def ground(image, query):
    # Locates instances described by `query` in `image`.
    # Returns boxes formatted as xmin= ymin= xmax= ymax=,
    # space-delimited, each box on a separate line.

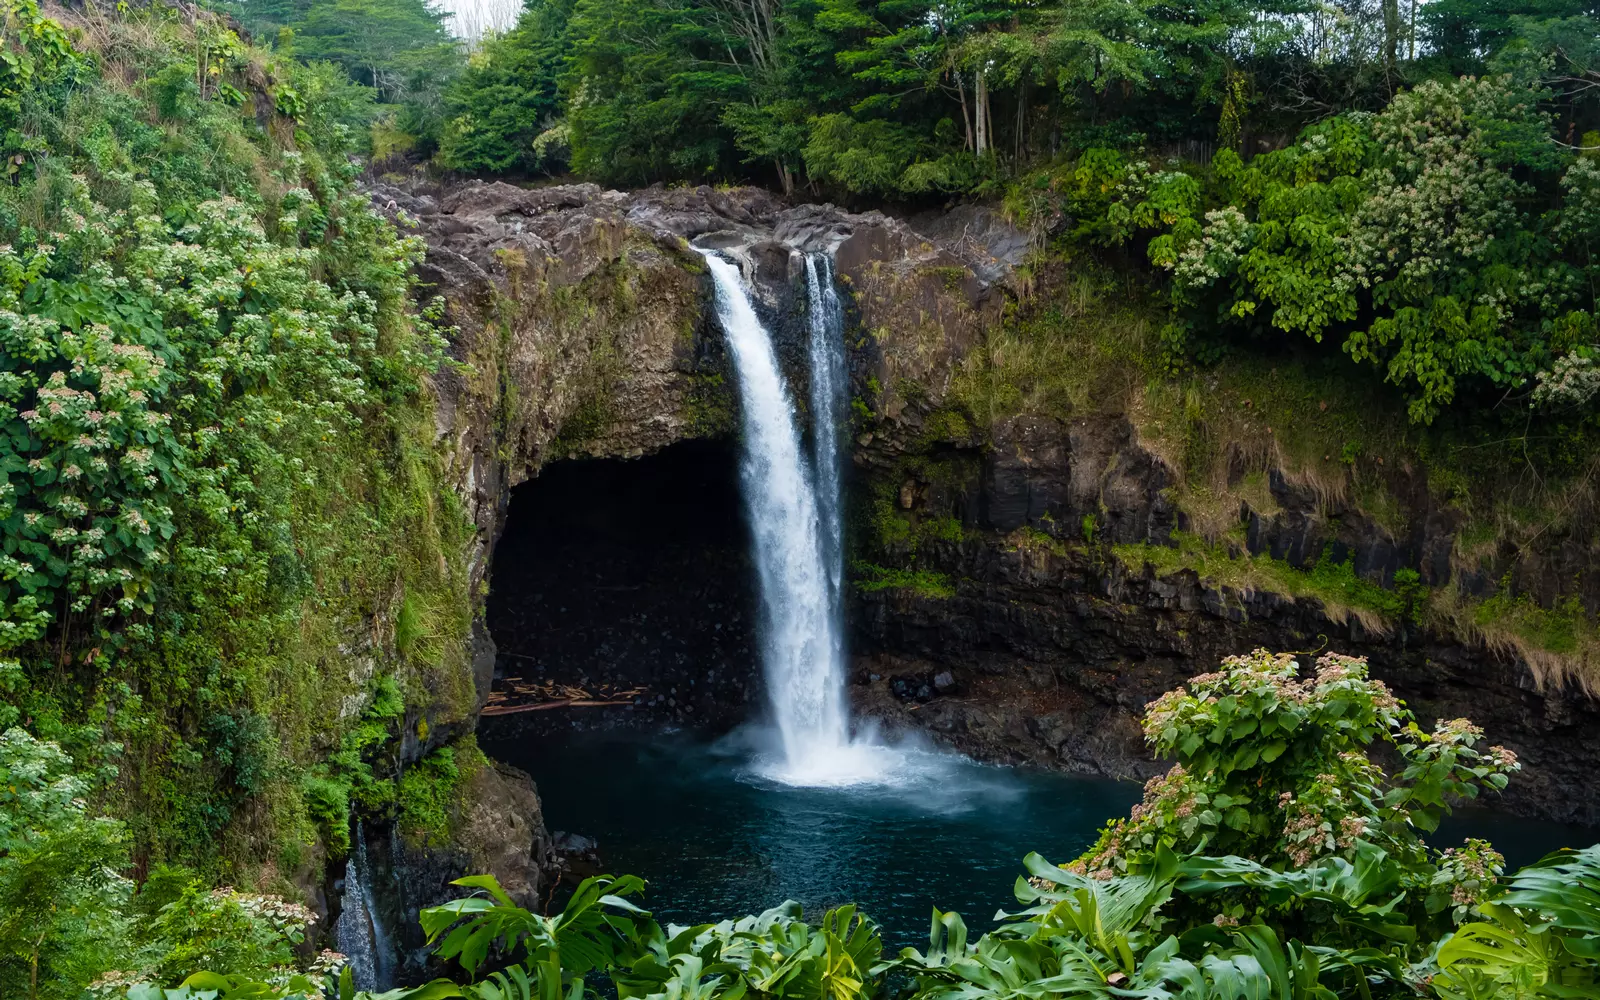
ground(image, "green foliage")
xmin=0 ymin=734 xmax=331 ymax=997
xmin=301 ymin=673 xmax=407 ymax=854
xmin=399 ymin=739 xmax=488 ymax=842
xmin=0 ymin=0 xmax=476 ymax=906
xmin=0 ymin=0 xmax=78 ymax=135
xmin=436 ymin=0 xmax=574 ymax=175
xmin=1305 ymin=556 xmax=1427 ymax=623
xmin=449 ymin=0 xmax=1583 ymax=194
xmin=1067 ymin=70 xmax=1600 ymax=424
xmin=426 ymin=0 xmax=1599 ymax=431
xmin=560 ymin=0 xmax=744 ymax=184
xmin=850 ymin=561 xmax=955 ymax=599
xmin=1431 ymin=846 xmax=1600 ymax=996
xmin=0 ymin=727 xmax=127 ymax=999
xmin=224 ymin=0 xmax=458 ymax=151
xmin=1472 ymin=589 xmax=1589 ymax=657
xmin=1113 ymin=535 xmax=1424 ymax=629
xmin=134 ymin=874 xmax=318 ymax=987
xmin=145 ymin=652 xmax=1600 ymax=1000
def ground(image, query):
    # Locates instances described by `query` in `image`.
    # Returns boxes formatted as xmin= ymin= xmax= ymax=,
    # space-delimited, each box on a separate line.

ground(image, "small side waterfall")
xmin=334 ymin=823 xmax=394 ymax=990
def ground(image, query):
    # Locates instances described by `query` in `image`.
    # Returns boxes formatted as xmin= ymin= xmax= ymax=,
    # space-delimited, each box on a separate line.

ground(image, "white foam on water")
xmin=721 ymin=722 xmax=1026 ymax=814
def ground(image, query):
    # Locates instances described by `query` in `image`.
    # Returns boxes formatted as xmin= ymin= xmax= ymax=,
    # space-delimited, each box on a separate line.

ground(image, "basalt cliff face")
xmin=370 ymin=178 xmax=1600 ymax=923
xmin=355 ymin=178 xmax=1029 ymax=944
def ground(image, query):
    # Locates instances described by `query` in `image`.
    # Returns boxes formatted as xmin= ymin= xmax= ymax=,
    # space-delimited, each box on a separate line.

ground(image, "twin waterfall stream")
xmin=702 ymin=250 xmax=903 ymax=785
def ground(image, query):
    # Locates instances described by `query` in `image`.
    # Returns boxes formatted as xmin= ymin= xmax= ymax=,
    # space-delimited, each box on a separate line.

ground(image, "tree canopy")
xmin=439 ymin=0 xmax=1600 ymax=194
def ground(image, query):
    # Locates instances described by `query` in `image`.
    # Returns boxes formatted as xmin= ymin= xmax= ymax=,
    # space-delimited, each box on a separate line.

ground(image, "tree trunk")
xmin=776 ymin=159 xmax=793 ymax=196
xmin=975 ymin=68 xmax=988 ymax=155
xmin=984 ymin=72 xmax=994 ymax=157
xmin=1383 ymin=0 xmax=1401 ymax=80
xmin=956 ymin=69 xmax=973 ymax=152
xmin=1015 ymin=76 xmax=1026 ymax=163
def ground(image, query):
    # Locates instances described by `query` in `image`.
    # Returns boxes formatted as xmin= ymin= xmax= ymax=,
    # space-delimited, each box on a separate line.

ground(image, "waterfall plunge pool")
xmin=482 ymin=727 xmax=1139 ymax=949
xmin=480 ymin=727 xmax=1598 ymax=950
xmin=477 ymin=250 xmax=1596 ymax=952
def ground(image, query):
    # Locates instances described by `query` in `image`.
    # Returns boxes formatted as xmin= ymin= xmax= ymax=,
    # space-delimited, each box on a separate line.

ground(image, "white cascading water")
xmin=334 ymin=823 xmax=393 ymax=989
xmin=702 ymin=252 xmax=844 ymax=773
xmin=804 ymin=254 xmax=847 ymax=666
xmin=702 ymin=250 xmax=901 ymax=784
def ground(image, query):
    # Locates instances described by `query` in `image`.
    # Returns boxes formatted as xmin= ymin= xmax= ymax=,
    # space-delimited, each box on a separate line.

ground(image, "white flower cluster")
xmin=309 ymin=948 xmax=351 ymax=977
xmin=1174 ymin=206 xmax=1251 ymax=289
xmin=1532 ymin=351 xmax=1600 ymax=409
xmin=1341 ymin=78 xmax=1530 ymax=297
xmin=213 ymin=887 xmax=319 ymax=935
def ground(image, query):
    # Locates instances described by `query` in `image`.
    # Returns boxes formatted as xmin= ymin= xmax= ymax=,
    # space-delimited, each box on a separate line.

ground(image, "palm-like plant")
xmin=1430 ymin=846 xmax=1600 ymax=998
xmin=418 ymin=873 xmax=653 ymax=996
xmin=893 ymin=845 xmax=1372 ymax=1000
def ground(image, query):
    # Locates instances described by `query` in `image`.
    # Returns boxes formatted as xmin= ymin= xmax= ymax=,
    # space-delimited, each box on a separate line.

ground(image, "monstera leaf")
xmin=1431 ymin=849 xmax=1600 ymax=999
xmin=420 ymin=873 xmax=652 ymax=988
xmin=1498 ymin=845 xmax=1600 ymax=956
xmin=1176 ymin=842 xmax=1414 ymax=945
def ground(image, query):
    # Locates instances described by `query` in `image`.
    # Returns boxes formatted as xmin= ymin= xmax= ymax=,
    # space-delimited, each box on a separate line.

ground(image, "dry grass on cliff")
xmin=947 ymin=272 xmax=1156 ymax=425
xmin=953 ymin=266 xmax=1417 ymax=543
xmin=950 ymin=264 xmax=1600 ymax=692
xmin=1131 ymin=354 xmax=1415 ymax=539
xmin=1425 ymin=583 xmax=1600 ymax=695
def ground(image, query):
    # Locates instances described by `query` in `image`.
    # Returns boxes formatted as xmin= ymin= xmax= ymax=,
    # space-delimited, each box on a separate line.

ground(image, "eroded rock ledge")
xmin=367 ymin=180 xmax=1015 ymax=589
xmin=847 ymin=411 xmax=1600 ymax=826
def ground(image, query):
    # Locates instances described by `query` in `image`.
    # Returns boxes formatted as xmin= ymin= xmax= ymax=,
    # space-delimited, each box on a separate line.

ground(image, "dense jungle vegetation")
xmin=0 ymin=0 xmax=477 ymax=996
xmin=1 ymin=0 xmax=1599 ymax=997
xmin=437 ymin=0 xmax=1600 ymax=430
xmin=108 ymin=651 xmax=1600 ymax=998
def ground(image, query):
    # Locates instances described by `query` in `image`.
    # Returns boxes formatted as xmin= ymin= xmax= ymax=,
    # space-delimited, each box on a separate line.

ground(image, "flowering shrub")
xmin=1072 ymin=649 xmax=1520 ymax=875
xmin=0 ymin=161 xmax=445 ymax=657
xmin=1068 ymin=73 xmax=1600 ymax=423
xmin=135 ymin=880 xmax=319 ymax=986
xmin=1428 ymin=837 xmax=1506 ymax=924
xmin=1532 ymin=351 xmax=1600 ymax=408
xmin=0 ymin=12 xmax=475 ymax=996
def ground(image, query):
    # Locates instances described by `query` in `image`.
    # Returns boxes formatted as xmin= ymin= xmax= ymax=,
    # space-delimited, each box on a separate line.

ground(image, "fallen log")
xmin=480 ymin=698 xmax=635 ymax=716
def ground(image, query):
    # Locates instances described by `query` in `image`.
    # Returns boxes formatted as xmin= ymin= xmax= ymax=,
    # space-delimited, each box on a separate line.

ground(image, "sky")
xmin=435 ymin=0 xmax=520 ymax=39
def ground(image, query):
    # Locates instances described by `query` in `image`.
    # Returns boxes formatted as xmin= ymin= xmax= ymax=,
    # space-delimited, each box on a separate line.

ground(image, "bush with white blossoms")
xmin=1088 ymin=72 xmax=1600 ymax=424
xmin=0 ymin=166 xmax=441 ymax=661
xmin=1072 ymin=649 xmax=1520 ymax=877
xmin=1428 ymin=837 xmax=1506 ymax=923
xmin=1531 ymin=350 xmax=1600 ymax=408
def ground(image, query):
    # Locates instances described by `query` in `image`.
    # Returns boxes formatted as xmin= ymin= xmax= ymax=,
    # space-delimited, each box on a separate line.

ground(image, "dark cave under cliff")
xmin=481 ymin=439 xmax=762 ymax=734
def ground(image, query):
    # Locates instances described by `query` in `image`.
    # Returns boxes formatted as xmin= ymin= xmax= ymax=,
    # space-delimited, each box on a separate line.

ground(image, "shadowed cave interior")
xmin=482 ymin=439 xmax=761 ymax=733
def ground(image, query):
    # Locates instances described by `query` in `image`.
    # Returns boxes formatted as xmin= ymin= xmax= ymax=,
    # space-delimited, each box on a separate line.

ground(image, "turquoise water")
xmin=484 ymin=729 xmax=1597 ymax=949
xmin=488 ymin=730 xmax=1139 ymax=948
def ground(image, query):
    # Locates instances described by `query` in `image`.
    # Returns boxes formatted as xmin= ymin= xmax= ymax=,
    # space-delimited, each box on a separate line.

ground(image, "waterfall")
xmin=334 ymin=823 xmax=394 ymax=990
xmin=703 ymin=249 xmax=909 ymax=785
xmin=804 ymin=254 xmax=848 ymax=667
xmin=702 ymin=252 xmax=849 ymax=778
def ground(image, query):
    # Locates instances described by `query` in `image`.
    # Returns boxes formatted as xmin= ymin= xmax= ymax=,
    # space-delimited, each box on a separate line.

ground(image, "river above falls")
xmin=482 ymin=727 xmax=1597 ymax=949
